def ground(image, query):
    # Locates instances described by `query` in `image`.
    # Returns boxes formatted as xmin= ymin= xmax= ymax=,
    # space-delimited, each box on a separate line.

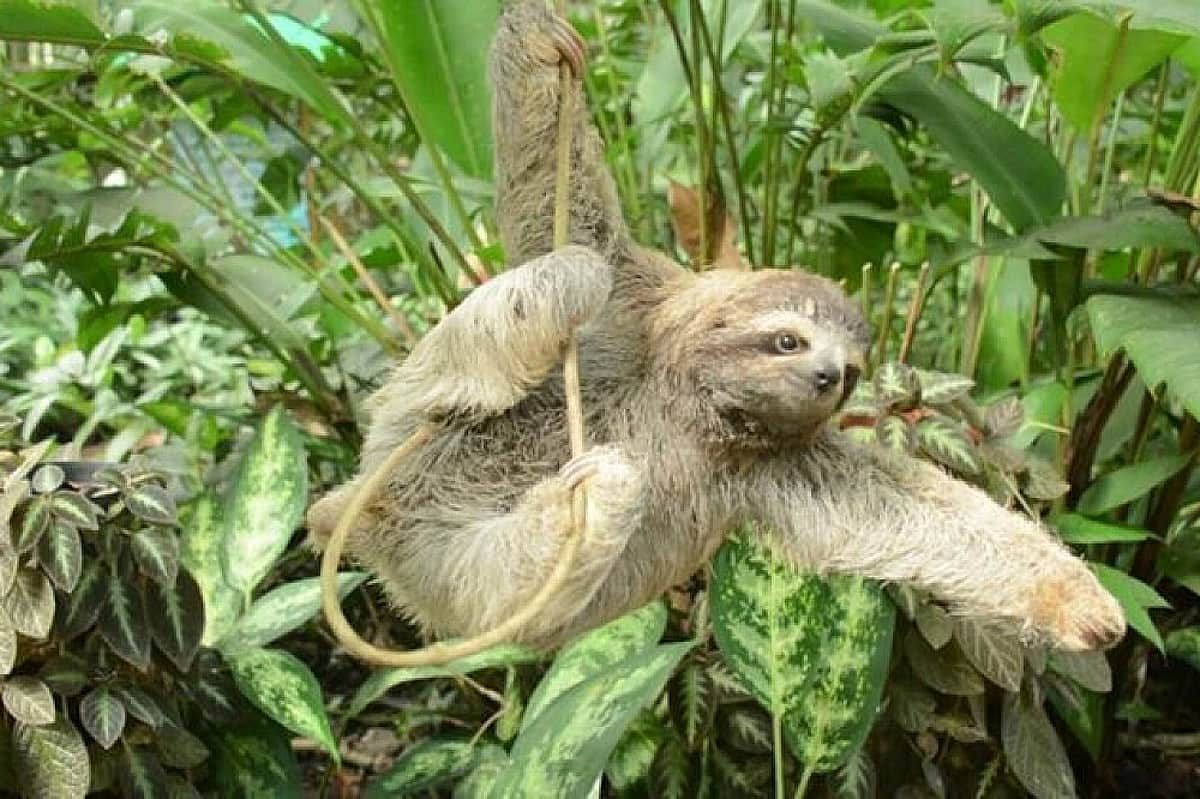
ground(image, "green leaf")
xmin=1087 ymin=293 xmax=1200 ymax=420
xmin=221 ymin=406 xmax=307 ymax=595
xmin=1002 ymin=684 xmax=1076 ymax=799
xmin=1049 ymin=513 xmax=1153 ymax=545
xmin=15 ymin=495 xmax=50 ymax=553
xmin=1048 ymin=650 xmax=1113 ymax=693
xmin=2 ymin=676 xmax=55 ymax=726
xmin=953 ymin=619 xmax=1023 ymax=692
xmin=490 ymin=642 xmax=692 ymax=798
xmin=179 ymin=493 xmax=243 ymax=646
xmin=217 ymin=572 xmax=366 ymax=656
xmin=37 ymin=521 xmax=82 ymax=593
xmin=522 ymin=601 xmax=666 ymax=733
xmin=358 ymin=0 xmax=498 ymax=178
xmin=875 ymin=415 xmax=916 ymax=453
xmin=903 ymin=631 xmax=985 ymax=696
xmin=365 ymin=738 xmax=502 ymax=798
xmin=0 ymin=0 xmax=104 ymax=43
xmin=229 ymin=648 xmax=339 ymax=763
xmin=799 ymin=0 xmax=1065 ymax=230
xmin=0 ymin=626 xmax=14 ymax=676
xmin=669 ymin=660 xmax=714 ymax=750
xmin=130 ymin=527 xmax=181 ymax=587
xmin=206 ymin=713 xmax=302 ymax=798
xmin=80 ymin=686 xmax=127 ymax=750
xmin=99 ymin=561 xmax=152 ymax=670
xmin=915 ymin=369 xmax=975 ymax=404
xmin=126 ymin=484 xmax=178 ymax=526
xmin=711 ymin=534 xmax=895 ymax=771
xmin=1077 ymin=452 xmax=1196 ymax=516
xmin=346 ymin=643 xmax=542 ymax=718
xmin=112 ymin=684 xmax=165 ymax=729
xmin=155 ymin=724 xmax=210 ymax=769
xmin=606 ymin=711 xmax=666 ymax=792
xmin=119 ymin=743 xmax=169 ymax=799
xmin=145 ymin=571 xmax=205 ymax=672
xmin=48 ymin=492 xmax=101 ymax=531
xmin=3 ymin=567 xmax=55 ymax=639
xmin=1165 ymin=626 xmax=1200 ymax=672
xmin=1016 ymin=205 xmax=1200 ymax=254
xmin=56 ymin=561 xmax=106 ymax=641
xmin=1043 ymin=12 xmax=1184 ymax=133
xmin=916 ymin=417 xmax=981 ymax=475
xmin=1091 ymin=564 xmax=1167 ymax=651
xmin=12 ymin=717 xmax=90 ymax=799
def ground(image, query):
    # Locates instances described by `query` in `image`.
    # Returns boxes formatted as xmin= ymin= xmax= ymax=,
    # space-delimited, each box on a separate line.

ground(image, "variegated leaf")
xmin=3 ymin=567 xmax=55 ymax=640
xmin=99 ymin=562 xmax=151 ymax=670
xmin=1002 ymin=683 xmax=1076 ymax=799
xmin=0 ymin=477 xmax=30 ymax=547
xmin=522 ymin=601 xmax=667 ymax=733
xmin=229 ymin=648 xmax=338 ymax=762
xmin=179 ymin=493 xmax=243 ymax=646
xmin=119 ymin=744 xmax=169 ymax=799
xmin=915 ymin=369 xmax=975 ymax=404
xmin=1048 ymin=650 xmax=1113 ymax=693
xmin=711 ymin=534 xmax=895 ymax=772
xmin=13 ymin=717 xmax=90 ymax=799
xmin=875 ymin=414 xmax=915 ymax=453
xmin=490 ymin=642 xmax=692 ymax=798
xmin=130 ymin=527 xmax=180 ymax=587
xmin=48 ymin=492 xmax=101 ymax=531
xmin=984 ymin=396 xmax=1024 ymax=439
xmin=364 ymin=738 xmax=499 ymax=798
xmin=221 ymin=406 xmax=308 ymax=595
xmin=454 ymin=743 xmax=510 ymax=799
xmin=37 ymin=655 xmax=88 ymax=698
xmin=112 ymin=684 xmax=165 ymax=729
xmin=915 ymin=602 xmax=953 ymax=649
xmin=126 ymin=483 xmax=177 ymax=525
xmin=606 ymin=710 xmax=666 ymax=793
xmin=669 ymin=659 xmax=714 ymax=750
xmin=37 ymin=521 xmax=82 ymax=593
xmin=953 ymin=619 xmax=1023 ymax=692
xmin=2 ymin=676 xmax=55 ymax=725
xmin=30 ymin=464 xmax=65 ymax=494
xmin=217 ymin=572 xmax=367 ymax=656
xmin=0 ymin=547 xmax=16 ymax=596
xmin=207 ymin=712 xmax=302 ymax=797
xmin=916 ymin=416 xmax=981 ymax=475
xmin=56 ymin=561 xmax=106 ymax=641
xmin=155 ymin=723 xmax=210 ymax=769
xmin=875 ymin=362 xmax=919 ymax=407
xmin=889 ymin=678 xmax=936 ymax=733
xmin=0 ymin=625 xmax=14 ymax=675
xmin=80 ymin=686 xmax=127 ymax=749
xmin=1023 ymin=459 xmax=1070 ymax=501
xmin=15 ymin=495 xmax=51 ymax=553
xmin=903 ymin=631 xmax=984 ymax=696
xmin=146 ymin=570 xmax=204 ymax=673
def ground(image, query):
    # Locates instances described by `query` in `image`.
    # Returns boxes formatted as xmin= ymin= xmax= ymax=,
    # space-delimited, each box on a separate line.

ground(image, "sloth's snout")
xmin=813 ymin=364 xmax=842 ymax=393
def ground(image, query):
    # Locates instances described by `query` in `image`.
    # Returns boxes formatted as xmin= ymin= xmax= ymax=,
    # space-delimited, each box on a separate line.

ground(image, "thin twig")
xmin=320 ymin=217 xmax=420 ymax=348
xmin=898 ymin=262 xmax=930 ymax=365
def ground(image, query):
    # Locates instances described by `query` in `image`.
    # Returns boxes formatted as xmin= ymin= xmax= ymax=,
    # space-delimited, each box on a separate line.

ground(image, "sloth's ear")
xmin=667 ymin=181 xmax=750 ymax=272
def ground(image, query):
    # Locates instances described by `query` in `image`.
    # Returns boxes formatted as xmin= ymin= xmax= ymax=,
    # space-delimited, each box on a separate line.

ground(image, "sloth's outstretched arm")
xmin=491 ymin=0 xmax=630 ymax=265
xmin=447 ymin=447 xmax=642 ymax=644
xmin=758 ymin=430 xmax=1126 ymax=652
xmin=362 ymin=246 xmax=611 ymax=433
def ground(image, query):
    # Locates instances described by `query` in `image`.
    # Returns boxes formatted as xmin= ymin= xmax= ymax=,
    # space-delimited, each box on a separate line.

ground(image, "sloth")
xmin=307 ymin=0 xmax=1125 ymax=653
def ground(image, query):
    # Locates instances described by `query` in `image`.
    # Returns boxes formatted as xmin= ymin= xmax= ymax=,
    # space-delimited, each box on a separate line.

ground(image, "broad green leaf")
xmin=799 ymin=0 xmax=1065 ymax=230
xmin=155 ymin=724 xmax=210 ymax=769
xmin=80 ymin=686 xmax=127 ymax=750
xmin=0 ymin=0 xmax=104 ymax=43
xmin=916 ymin=417 xmax=981 ymax=475
xmin=145 ymin=571 xmax=205 ymax=672
xmin=15 ymin=495 xmax=50 ymax=553
xmin=1165 ymin=626 xmax=1200 ymax=672
xmin=112 ymin=684 xmax=165 ymax=729
xmin=915 ymin=369 xmax=975 ymax=404
xmin=915 ymin=602 xmax=954 ymax=649
xmin=490 ymin=642 xmax=693 ymax=798
xmin=206 ymin=713 xmax=303 ymax=798
xmin=130 ymin=0 xmax=351 ymax=127
xmin=1049 ymin=513 xmax=1153 ymax=545
xmin=904 ymin=632 xmax=985 ymax=696
xmin=522 ymin=601 xmax=666 ymax=733
xmin=358 ymin=0 xmax=498 ymax=178
xmin=2 ymin=676 xmax=55 ymax=726
xmin=119 ymin=743 xmax=169 ymax=799
xmin=1075 ymin=0 xmax=1200 ymax=36
xmin=221 ymin=406 xmax=307 ymax=595
xmin=180 ymin=493 xmax=243 ymax=646
xmin=347 ymin=643 xmax=542 ymax=718
xmin=454 ymin=744 xmax=510 ymax=799
xmin=48 ymin=493 xmax=100 ymax=531
xmin=1077 ymin=452 xmax=1195 ymax=516
xmin=1002 ymin=685 xmax=1076 ymax=799
xmin=605 ymin=711 xmax=666 ymax=793
xmin=1091 ymin=564 xmax=1168 ymax=651
xmin=218 ymin=572 xmax=366 ymax=656
xmin=1045 ymin=678 xmax=1106 ymax=762
xmin=953 ymin=619 xmax=1023 ymax=692
xmin=1048 ymin=650 xmax=1113 ymax=693
xmin=976 ymin=261 xmax=1035 ymax=391
xmin=12 ymin=717 xmax=90 ymax=799
xmin=37 ymin=521 xmax=82 ymax=592
xmin=230 ymin=648 xmax=339 ymax=762
xmin=1028 ymin=205 xmax=1200 ymax=253
xmin=1087 ymin=293 xmax=1200 ymax=420
xmin=126 ymin=484 xmax=177 ymax=526
xmin=99 ymin=562 xmax=151 ymax=670
xmin=3 ymin=567 xmax=54 ymax=639
xmin=56 ymin=561 xmax=105 ymax=641
xmin=669 ymin=660 xmax=713 ymax=750
xmin=129 ymin=527 xmax=180 ymax=587
xmin=1043 ymin=12 xmax=1185 ymax=132
xmin=712 ymin=534 xmax=895 ymax=771
xmin=365 ymin=738 xmax=504 ymax=798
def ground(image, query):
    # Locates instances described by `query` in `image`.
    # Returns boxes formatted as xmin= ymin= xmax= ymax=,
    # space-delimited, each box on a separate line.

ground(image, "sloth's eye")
xmin=774 ymin=333 xmax=804 ymax=354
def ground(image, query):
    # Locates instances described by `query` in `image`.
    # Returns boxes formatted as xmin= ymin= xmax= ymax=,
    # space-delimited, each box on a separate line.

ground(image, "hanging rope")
xmin=320 ymin=0 xmax=588 ymax=667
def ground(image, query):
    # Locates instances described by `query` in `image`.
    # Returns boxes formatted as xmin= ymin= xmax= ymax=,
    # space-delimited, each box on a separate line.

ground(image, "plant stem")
xmin=772 ymin=711 xmax=786 ymax=799
xmin=795 ymin=765 xmax=815 ymax=799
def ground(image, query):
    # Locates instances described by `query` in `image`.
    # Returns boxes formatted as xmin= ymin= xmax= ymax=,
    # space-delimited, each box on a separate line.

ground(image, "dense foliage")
xmin=1 ymin=0 xmax=1198 ymax=797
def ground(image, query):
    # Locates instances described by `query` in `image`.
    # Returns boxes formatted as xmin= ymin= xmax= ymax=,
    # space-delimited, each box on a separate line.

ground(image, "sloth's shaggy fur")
xmin=307 ymin=0 xmax=1125 ymax=652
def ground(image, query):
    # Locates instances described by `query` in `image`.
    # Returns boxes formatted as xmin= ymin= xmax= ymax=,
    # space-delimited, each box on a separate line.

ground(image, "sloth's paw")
xmin=1029 ymin=570 xmax=1126 ymax=652
xmin=527 ymin=10 xmax=586 ymax=78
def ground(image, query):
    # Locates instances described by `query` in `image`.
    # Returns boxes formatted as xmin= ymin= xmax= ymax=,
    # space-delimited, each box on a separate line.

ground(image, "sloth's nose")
xmin=813 ymin=365 xmax=842 ymax=393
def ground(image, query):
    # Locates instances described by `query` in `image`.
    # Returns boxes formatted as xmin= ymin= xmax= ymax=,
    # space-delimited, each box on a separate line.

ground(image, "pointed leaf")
xmin=1092 ymin=564 xmax=1167 ymax=651
xmin=3 ymin=567 xmax=55 ymax=639
xmin=365 ymin=738 xmax=498 ymax=798
xmin=179 ymin=493 xmax=243 ymax=646
xmin=875 ymin=415 xmax=916 ymax=453
xmin=217 ymin=572 xmax=366 ymax=656
xmin=2 ymin=677 xmax=55 ymax=725
xmin=916 ymin=417 xmax=981 ymax=475
xmin=985 ymin=396 xmax=1025 ymax=439
xmin=0 ymin=548 xmax=15 ymax=596
xmin=1048 ymin=650 xmax=1112 ymax=693
xmin=711 ymin=534 xmax=895 ymax=771
xmin=49 ymin=493 xmax=101 ymax=531
xmin=119 ymin=743 xmax=169 ymax=799
xmin=99 ymin=563 xmax=151 ymax=670
xmin=0 ymin=626 xmax=14 ymax=676
xmin=130 ymin=527 xmax=180 ymax=587
xmin=915 ymin=602 xmax=954 ymax=649
xmin=15 ymin=495 xmax=51 ymax=553
xmin=1078 ymin=452 xmax=1195 ymax=516
xmin=1049 ymin=513 xmax=1152 ymax=545
xmin=155 ymin=724 xmax=210 ymax=769
xmin=56 ymin=561 xmax=106 ymax=641
xmin=145 ymin=570 xmax=204 ymax=672
xmin=38 ymin=655 xmax=89 ymax=698
xmin=1002 ymin=685 xmax=1076 ymax=799
xmin=916 ymin=369 xmax=975 ymax=404
xmin=37 ymin=521 xmax=82 ymax=593
xmin=112 ymin=684 xmax=165 ymax=729
xmin=80 ymin=686 xmax=127 ymax=749
xmin=12 ymin=717 xmax=90 ymax=799
xmin=953 ymin=619 xmax=1023 ymax=692
xmin=221 ymin=406 xmax=307 ymax=595
xmin=523 ymin=601 xmax=666 ymax=733
xmin=207 ymin=713 xmax=302 ymax=798
xmin=229 ymin=648 xmax=338 ymax=762
xmin=126 ymin=484 xmax=177 ymax=526
xmin=904 ymin=631 xmax=985 ymax=696
xmin=490 ymin=642 xmax=693 ymax=798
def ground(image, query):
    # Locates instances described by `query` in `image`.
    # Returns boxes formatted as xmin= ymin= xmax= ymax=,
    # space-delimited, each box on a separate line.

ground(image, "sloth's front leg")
xmin=452 ymin=446 xmax=642 ymax=645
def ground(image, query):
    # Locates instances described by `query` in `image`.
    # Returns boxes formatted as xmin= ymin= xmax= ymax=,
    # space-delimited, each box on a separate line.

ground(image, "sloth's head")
xmin=654 ymin=269 xmax=871 ymax=445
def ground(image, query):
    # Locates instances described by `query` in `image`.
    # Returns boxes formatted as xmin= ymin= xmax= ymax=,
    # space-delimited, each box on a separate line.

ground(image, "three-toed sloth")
xmin=308 ymin=0 xmax=1124 ymax=653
